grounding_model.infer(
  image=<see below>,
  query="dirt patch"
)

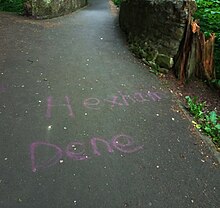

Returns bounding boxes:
[160,71,220,113]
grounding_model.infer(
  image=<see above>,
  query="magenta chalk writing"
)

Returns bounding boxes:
[84,90,165,110]
[46,96,52,118]
[30,134,143,172]
[45,90,165,117]
[46,96,74,119]
[30,142,63,172]
[133,92,149,102]
[91,137,114,156]
[146,92,162,101]
[66,142,89,160]
[0,84,6,93]
[118,91,136,106]
[104,96,123,108]
[65,96,74,117]
[83,98,101,110]
[112,134,143,153]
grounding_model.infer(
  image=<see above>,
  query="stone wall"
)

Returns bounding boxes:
[119,0,196,70]
[26,0,87,19]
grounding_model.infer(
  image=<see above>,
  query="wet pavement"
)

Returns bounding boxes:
[0,0,219,207]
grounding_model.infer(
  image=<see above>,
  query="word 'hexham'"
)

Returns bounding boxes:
[46,90,165,118]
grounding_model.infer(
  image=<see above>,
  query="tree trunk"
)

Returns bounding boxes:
[174,14,216,83]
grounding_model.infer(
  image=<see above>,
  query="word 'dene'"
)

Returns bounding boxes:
[30,134,143,172]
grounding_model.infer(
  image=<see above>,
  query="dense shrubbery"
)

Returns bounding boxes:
[0,0,24,13]
[194,0,220,79]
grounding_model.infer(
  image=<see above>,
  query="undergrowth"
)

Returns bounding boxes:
[185,96,220,148]
[0,0,24,13]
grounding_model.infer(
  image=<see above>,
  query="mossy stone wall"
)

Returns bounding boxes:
[29,0,87,19]
[119,0,196,69]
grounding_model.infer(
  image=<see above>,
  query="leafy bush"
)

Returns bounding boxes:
[186,96,220,147]
[0,0,24,13]
[185,96,205,119]
[194,0,220,79]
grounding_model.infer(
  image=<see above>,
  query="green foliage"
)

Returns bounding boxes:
[194,0,220,79]
[204,111,220,144]
[185,96,205,119]
[0,0,24,13]
[195,0,220,38]
[185,96,220,147]
[113,0,122,7]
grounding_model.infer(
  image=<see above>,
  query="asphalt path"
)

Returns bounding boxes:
[0,0,219,207]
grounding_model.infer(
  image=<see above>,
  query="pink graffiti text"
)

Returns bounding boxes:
[46,96,74,119]
[0,84,6,93]
[46,91,165,118]
[30,134,143,172]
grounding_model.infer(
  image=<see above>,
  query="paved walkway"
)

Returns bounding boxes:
[0,0,219,207]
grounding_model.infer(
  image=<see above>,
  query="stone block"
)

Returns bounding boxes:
[30,0,87,19]
[155,54,174,69]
